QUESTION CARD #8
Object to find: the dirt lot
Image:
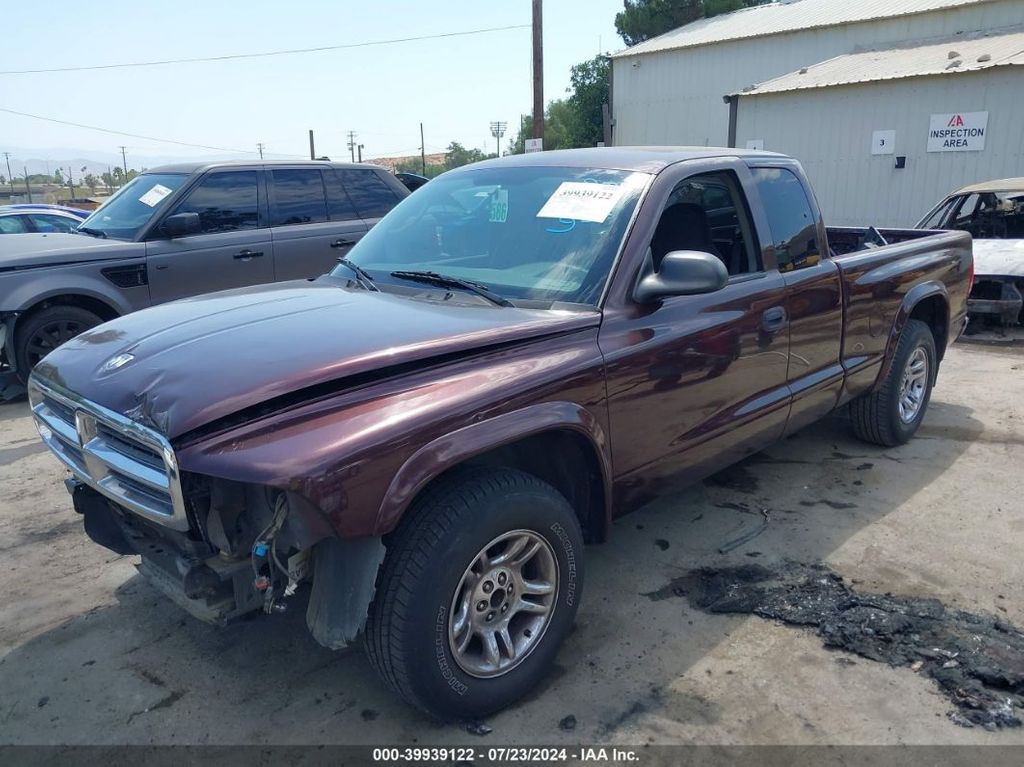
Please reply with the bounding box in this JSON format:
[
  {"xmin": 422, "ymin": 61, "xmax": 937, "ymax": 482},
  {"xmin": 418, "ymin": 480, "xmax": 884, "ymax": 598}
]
[{"xmin": 1, "ymin": 342, "xmax": 1023, "ymax": 747}]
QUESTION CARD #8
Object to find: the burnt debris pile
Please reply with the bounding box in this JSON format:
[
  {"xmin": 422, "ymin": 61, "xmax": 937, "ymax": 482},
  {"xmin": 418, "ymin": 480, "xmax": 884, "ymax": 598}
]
[{"xmin": 651, "ymin": 562, "xmax": 1024, "ymax": 729}]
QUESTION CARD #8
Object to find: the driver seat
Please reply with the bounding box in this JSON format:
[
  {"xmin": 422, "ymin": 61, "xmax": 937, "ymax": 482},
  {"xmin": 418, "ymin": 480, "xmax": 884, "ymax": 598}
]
[{"xmin": 650, "ymin": 203, "xmax": 722, "ymax": 271}]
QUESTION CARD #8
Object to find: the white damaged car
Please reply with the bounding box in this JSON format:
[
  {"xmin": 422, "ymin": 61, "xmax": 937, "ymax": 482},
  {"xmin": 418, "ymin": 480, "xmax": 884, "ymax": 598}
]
[{"xmin": 917, "ymin": 178, "xmax": 1024, "ymax": 328}]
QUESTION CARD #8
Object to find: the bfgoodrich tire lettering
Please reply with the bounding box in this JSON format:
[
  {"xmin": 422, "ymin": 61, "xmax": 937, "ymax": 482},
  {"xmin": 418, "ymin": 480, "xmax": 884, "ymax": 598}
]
[
  {"xmin": 363, "ymin": 467, "xmax": 584, "ymax": 719},
  {"xmin": 850, "ymin": 318, "xmax": 937, "ymax": 447}
]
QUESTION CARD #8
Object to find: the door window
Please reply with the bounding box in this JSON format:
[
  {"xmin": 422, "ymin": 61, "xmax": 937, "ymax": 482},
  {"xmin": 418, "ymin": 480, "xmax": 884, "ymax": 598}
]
[
  {"xmin": 651, "ymin": 171, "xmax": 759, "ymax": 276},
  {"xmin": 171, "ymin": 171, "xmax": 259, "ymax": 233},
  {"xmin": 947, "ymin": 193, "xmax": 981, "ymax": 231},
  {"xmin": 323, "ymin": 170, "xmax": 361, "ymax": 221},
  {"xmin": 751, "ymin": 167, "xmax": 821, "ymax": 272},
  {"xmin": 270, "ymin": 169, "xmax": 328, "ymax": 226},
  {"xmin": 338, "ymin": 169, "xmax": 400, "ymax": 219}
]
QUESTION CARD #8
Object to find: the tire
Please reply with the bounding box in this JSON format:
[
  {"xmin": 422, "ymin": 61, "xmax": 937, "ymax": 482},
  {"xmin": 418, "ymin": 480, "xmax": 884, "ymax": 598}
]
[
  {"xmin": 14, "ymin": 305, "xmax": 103, "ymax": 383},
  {"xmin": 850, "ymin": 318, "xmax": 937, "ymax": 447},
  {"xmin": 363, "ymin": 467, "xmax": 584, "ymax": 720}
]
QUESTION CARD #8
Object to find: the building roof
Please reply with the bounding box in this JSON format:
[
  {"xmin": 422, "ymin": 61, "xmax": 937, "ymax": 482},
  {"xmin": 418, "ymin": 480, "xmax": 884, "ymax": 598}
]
[
  {"xmin": 610, "ymin": 0, "xmax": 995, "ymax": 58},
  {"xmin": 731, "ymin": 28, "xmax": 1024, "ymax": 95},
  {"xmin": 957, "ymin": 177, "xmax": 1024, "ymax": 194}
]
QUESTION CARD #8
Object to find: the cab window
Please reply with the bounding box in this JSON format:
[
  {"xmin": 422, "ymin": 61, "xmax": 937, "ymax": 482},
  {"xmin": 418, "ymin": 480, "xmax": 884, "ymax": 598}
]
[{"xmin": 751, "ymin": 167, "xmax": 820, "ymax": 272}]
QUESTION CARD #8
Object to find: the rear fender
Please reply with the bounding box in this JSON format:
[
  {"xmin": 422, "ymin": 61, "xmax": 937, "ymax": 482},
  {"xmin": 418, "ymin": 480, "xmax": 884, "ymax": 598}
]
[{"xmin": 874, "ymin": 280, "xmax": 948, "ymax": 390}]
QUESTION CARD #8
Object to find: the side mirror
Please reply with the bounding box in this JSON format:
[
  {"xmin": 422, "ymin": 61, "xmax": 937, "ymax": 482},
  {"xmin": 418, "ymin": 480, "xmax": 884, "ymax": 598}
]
[
  {"xmin": 634, "ymin": 250, "xmax": 729, "ymax": 303},
  {"xmin": 161, "ymin": 211, "xmax": 201, "ymax": 238}
]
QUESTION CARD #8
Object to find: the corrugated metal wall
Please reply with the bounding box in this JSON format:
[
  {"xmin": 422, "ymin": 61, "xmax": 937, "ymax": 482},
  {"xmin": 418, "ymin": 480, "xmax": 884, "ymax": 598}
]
[
  {"xmin": 733, "ymin": 69, "xmax": 1024, "ymax": 227},
  {"xmin": 611, "ymin": 0, "xmax": 1022, "ymax": 148}
]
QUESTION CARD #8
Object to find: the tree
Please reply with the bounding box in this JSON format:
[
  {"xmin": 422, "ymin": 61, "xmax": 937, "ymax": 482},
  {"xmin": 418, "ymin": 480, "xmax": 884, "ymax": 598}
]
[
  {"xmin": 443, "ymin": 142, "xmax": 489, "ymax": 171},
  {"xmin": 111, "ymin": 166, "xmax": 124, "ymax": 186},
  {"xmin": 83, "ymin": 173, "xmax": 99, "ymax": 194},
  {"xmin": 100, "ymin": 171, "xmax": 114, "ymax": 192},
  {"xmin": 53, "ymin": 170, "xmax": 64, "ymax": 185},
  {"xmin": 614, "ymin": 0, "xmax": 765, "ymax": 46},
  {"xmin": 566, "ymin": 56, "xmax": 611, "ymax": 147},
  {"xmin": 506, "ymin": 100, "xmax": 578, "ymax": 155}
]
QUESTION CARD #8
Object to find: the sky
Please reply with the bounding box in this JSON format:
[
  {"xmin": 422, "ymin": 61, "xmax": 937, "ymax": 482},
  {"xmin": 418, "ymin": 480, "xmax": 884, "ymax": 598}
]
[{"xmin": 0, "ymin": 0, "xmax": 627, "ymax": 169}]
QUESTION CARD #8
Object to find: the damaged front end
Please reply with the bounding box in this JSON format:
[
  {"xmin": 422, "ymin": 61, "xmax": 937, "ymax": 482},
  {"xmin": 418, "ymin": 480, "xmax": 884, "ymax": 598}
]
[{"xmin": 29, "ymin": 376, "xmax": 383, "ymax": 645}]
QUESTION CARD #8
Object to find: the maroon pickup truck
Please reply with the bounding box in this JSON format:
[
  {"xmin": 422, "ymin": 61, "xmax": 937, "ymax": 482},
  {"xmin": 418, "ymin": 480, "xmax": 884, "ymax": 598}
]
[{"xmin": 28, "ymin": 147, "xmax": 971, "ymax": 719}]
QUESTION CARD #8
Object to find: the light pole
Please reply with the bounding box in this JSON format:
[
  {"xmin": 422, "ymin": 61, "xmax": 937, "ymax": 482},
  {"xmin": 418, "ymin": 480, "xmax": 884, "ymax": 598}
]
[{"xmin": 489, "ymin": 121, "xmax": 507, "ymax": 158}]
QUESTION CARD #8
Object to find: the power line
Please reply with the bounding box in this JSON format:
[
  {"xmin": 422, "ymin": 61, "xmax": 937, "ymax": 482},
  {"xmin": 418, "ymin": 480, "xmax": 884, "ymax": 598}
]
[
  {"xmin": 0, "ymin": 106, "xmax": 305, "ymax": 155},
  {"xmin": 0, "ymin": 24, "xmax": 530, "ymax": 76}
]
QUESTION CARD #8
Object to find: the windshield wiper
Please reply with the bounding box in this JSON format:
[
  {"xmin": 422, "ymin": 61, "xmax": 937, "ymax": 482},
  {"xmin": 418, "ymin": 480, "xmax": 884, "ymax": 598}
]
[
  {"xmin": 75, "ymin": 226, "xmax": 107, "ymax": 239},
  {"xmin": 389, "ymin": 270, "xmax": 513, "ymax": 307},
  {"xmin": 337, "ymin": 258, "xmax": 379, "ymax": 291}
]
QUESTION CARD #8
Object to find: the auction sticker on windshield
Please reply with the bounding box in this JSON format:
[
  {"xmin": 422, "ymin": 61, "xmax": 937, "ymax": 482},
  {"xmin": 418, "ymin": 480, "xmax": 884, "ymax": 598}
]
[
  {"xmin": 536, "ymin": 182, "xmax": 624, "ymax": 223},
  {"xmin": 139, "ymin": 184, "xmax": 173, "ymax": 207}
]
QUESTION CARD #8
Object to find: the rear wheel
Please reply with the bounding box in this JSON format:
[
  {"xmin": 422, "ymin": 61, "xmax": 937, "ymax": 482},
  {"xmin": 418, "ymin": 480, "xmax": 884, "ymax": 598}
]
[
  {"xmin": 14, "ymin": 305, "xmax": 103, "ymax": 382},
  {"xmin": 363, "ymin": 467, "xmax": 583, "ymax": 719},
  {"xmin": 850, "ymin": 318, "xmax": 936, "ymax": 446}
]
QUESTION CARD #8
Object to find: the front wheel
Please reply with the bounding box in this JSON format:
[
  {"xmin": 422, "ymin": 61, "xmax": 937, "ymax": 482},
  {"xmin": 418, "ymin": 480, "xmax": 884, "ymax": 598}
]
[
  {"xmin": 850, "ymin": 318, "xmax": 937, "ymax": 446},
  {"xmin": 363, "ymin": 468, "xmax": 584, "ymax": 719},
  {"xmin": 14, "ymin": 305, "xmax": 103, "ymax": 383}
]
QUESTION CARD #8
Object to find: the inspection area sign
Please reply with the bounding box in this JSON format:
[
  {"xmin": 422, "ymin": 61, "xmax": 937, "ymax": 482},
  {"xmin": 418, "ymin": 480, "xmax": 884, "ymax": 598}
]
[{"xmin": 927, "ymin": 111, "xmax": 988, "ymax": 152}]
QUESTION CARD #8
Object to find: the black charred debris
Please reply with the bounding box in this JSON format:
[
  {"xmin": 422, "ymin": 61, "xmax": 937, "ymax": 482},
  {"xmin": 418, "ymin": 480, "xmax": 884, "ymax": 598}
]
[{"xmin": 647, "ymin": 562, "xmax": 1023, "ymax": 730}]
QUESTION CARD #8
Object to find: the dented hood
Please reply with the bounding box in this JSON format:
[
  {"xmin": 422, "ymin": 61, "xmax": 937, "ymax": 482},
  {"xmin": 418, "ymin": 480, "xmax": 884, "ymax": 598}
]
[
  {"xmin": 972, "ymin": 239, "xmax": 1024, "ymax": 278},
  {"xmin": 33, "ymin": 280, "xmax": 599, "ymax": 439}
]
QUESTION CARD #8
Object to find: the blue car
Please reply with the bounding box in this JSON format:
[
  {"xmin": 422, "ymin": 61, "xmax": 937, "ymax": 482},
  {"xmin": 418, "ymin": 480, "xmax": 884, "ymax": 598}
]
[{"xmin": 0, "ymin": 204, "xmax": 90, "ymax": 234}]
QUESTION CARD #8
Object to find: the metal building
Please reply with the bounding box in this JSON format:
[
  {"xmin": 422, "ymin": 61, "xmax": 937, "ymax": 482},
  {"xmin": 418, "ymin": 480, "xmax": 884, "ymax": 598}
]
[
  {"xmin": 730, "ymin": 29, "xmax": 1024, "ymax": 226},
  {"xmin": 609, "ymin": 0, "xmax": 1023, "ymax": 223}
]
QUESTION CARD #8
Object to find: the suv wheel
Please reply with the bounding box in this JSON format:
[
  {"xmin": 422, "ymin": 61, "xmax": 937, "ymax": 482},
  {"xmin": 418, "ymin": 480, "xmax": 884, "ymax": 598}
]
[
  {"xmin": 364, "ymin": 467, "xmax": 583, "ymax": 719},
  {"xmin": 14, "ymin": 305, "xmax": 103, "ymax": 382},
  {"xmin": 850, "ymin": 318, "xmax": 936, "ymax": 446}
]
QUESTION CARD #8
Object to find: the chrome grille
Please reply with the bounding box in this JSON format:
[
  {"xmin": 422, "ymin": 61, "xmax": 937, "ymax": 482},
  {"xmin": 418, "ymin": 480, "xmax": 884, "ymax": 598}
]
[{"xmin": 28, "ymin": 377, "xmax": 188, "ymax": 530}]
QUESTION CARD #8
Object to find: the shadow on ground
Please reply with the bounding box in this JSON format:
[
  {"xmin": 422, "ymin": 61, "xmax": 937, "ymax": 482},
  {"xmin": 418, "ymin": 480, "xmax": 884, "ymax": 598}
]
[{"xmin": 0, "ymin": 399, "xmax": 993, "ymax": 744}]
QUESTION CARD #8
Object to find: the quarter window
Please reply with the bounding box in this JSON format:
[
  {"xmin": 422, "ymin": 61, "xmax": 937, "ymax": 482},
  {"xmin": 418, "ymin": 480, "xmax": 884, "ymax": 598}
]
[
  {"xmin": 270, "ymin": 169, "xmax": 328, "ymax": 226},
  {"xmin": 751, "ymin": 167, "xmax": 820, "ymax": 272},
  {"xmin": 338, "ymin": 169, "xmax": 400, "ymax": 219},
  {"xmin": 172, "ymin": 171, "xmax": 259, "ymax": 234}
]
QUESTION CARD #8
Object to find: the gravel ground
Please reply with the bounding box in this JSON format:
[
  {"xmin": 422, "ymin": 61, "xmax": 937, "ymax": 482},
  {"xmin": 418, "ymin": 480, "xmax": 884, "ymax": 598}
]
[{"xmin": 0, "ymin": 342, "xmax": 1022, "ymax": 747}]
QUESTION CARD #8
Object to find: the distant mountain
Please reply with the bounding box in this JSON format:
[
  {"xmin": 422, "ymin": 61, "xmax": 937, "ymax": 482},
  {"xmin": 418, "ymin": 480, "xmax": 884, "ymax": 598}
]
[{"xmin": 1, "ymin": 146, "xmax": 259, "ymax": 178}]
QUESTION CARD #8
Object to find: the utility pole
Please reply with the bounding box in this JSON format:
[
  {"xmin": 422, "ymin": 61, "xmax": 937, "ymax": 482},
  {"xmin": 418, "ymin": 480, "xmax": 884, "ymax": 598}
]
[
  {"xmin": 420, "ymin": 123, "xmax": 426, "ymax": 175},
  {"xmin": 346, "ymin": 131, "xmax": 358, "ymax": 163},
  {"xmin": 531, "ymin": 0, "xmax": 544, "ymax": 143},
  {"xmin": 357, "ymin": 144, "xmax": 364, "ymax": 163},
  {"xmin": 119, "ymin": 146, "xmax": 128, "ymax": 180},
  {"xmin": 23, "ymin": 166, "xmax": 33, "ymax": 203},
  {"xmin": 3, "ymin": 152, "xmax": 13, "ymax": 196},
  {"xmin": 257, "ymin": 142, "xmax": 265, "ymax": 159},
  {"xmin": 489, "ymin": 121, "xmax": 507, "ymax": 157},
  {"xmin": 308, "ymin": 129, "xmax": 316, "ymax": 160}
]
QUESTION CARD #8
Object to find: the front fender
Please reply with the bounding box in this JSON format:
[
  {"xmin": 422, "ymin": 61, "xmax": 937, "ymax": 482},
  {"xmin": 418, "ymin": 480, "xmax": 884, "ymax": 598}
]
[
  {"xmin": 0, "ymin": 264, "xmax": 139, "ymax": 315},
  {"xmin": 374, "ymin": 401, "xmax": 612, "ymax": 535}
]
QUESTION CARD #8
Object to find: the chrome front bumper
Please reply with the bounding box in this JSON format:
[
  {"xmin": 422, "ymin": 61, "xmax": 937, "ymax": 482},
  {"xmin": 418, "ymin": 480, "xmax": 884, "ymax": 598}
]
[{"xmin": 28, "ymin": 377, "xmax": 189, "ymax": 531}]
